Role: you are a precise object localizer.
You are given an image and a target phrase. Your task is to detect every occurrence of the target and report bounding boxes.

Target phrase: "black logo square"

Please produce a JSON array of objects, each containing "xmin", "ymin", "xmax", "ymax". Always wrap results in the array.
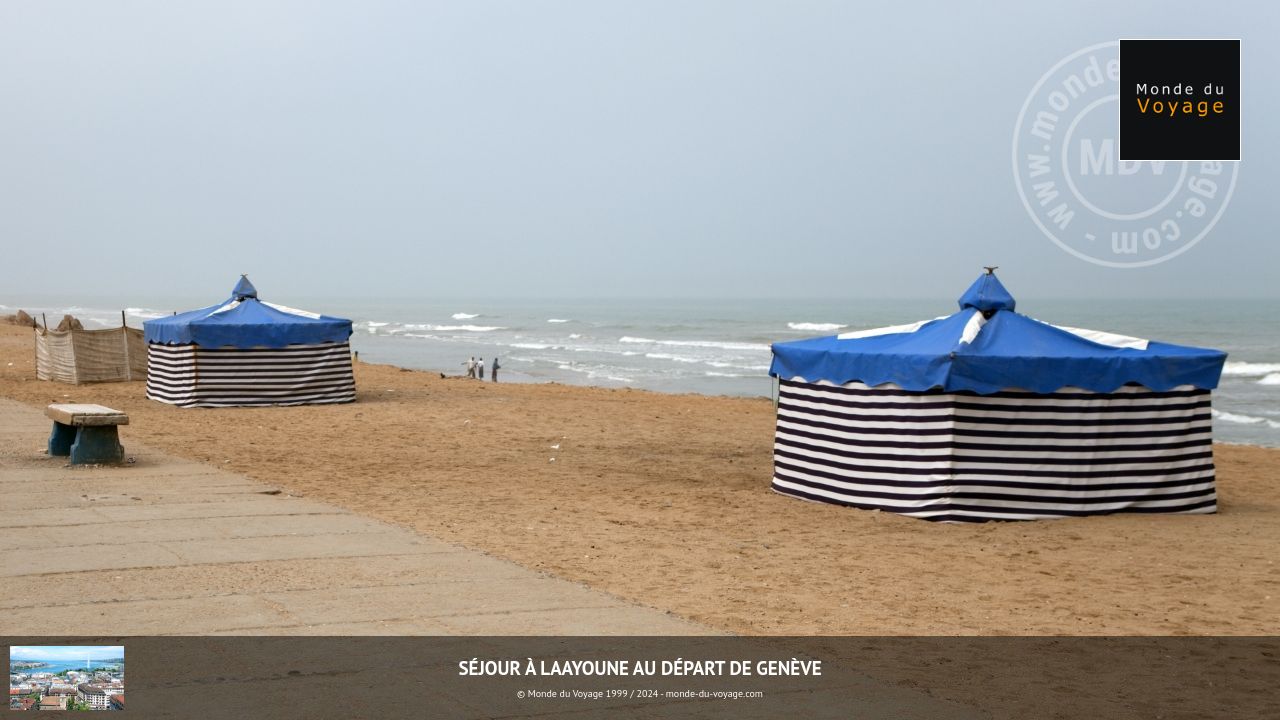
[{"xmin": 1119, "ymin": 39, "xmax": 1240, "ymax": 161}]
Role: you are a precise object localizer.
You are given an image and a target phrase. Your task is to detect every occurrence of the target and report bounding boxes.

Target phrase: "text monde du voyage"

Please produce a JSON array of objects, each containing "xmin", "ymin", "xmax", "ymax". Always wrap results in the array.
[{"xmin": 1135, "ymin": 82, "xmax": 1228, "ymax": 118}]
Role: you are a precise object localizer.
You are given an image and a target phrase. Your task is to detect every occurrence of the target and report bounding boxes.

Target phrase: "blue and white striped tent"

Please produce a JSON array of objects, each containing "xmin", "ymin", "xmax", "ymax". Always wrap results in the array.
[
  {"xmin": 768, "ymin": 272, "xmax": 1227, "ymax": 522},
  {"xmin": 143, "ymin": 276, "xmax": 355, "ymax": 408}
]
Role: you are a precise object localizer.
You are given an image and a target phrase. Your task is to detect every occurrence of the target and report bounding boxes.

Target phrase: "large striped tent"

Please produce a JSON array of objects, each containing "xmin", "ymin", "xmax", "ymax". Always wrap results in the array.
[
  {"xmin": 143, "ymin": 276, "xmax": 355, "ymax": 408},
  {"xmin": 768, "ymin": 271, "xmax": 1227, "ymax": 522}
]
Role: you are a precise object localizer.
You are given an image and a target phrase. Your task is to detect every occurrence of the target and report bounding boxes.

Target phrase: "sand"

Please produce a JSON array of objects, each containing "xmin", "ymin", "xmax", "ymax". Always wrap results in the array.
[{"xmin": 1, "ymin": 321, "xmax": 1277, "ymax": 636}]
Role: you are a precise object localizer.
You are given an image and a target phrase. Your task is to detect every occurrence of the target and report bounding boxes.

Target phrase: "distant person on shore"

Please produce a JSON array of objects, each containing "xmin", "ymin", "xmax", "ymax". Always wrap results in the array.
[
  {"xmin": 477, "ymin": 357, "xmax": 485, "ymax": 380},
  {"xmin": 463, "ymin": 356, "xmax": 476, "ymax": 378},
  {"xmin": 491, "ymin": 356, "xmax": 500, "ymax": 383}
]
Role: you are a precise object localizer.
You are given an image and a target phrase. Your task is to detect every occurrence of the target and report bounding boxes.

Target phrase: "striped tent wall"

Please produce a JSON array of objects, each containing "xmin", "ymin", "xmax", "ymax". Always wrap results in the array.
[
  {"xmin": 772, "ymin": 378, "xmax": 1216, "ymax": 522},
  {"xmin": 146, "ymin": 342, "xmax": 356, "ymax": 408}
]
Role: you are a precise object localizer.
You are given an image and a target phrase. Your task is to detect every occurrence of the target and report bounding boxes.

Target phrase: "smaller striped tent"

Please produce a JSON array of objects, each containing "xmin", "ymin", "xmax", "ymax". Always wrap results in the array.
[
  {"xmin": 769, "ymin": 271, "xmax": 1227, "ymax": 522},
  {"xmin": 143, "ymin": 276, "xmax": 355, "ymax": 408}
]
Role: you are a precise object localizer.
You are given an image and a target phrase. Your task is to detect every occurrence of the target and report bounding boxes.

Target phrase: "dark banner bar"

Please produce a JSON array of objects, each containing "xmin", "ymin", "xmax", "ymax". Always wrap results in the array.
[{"xmin": 7, "ymin": 636, "xmax": 1278, "ymax": 718}]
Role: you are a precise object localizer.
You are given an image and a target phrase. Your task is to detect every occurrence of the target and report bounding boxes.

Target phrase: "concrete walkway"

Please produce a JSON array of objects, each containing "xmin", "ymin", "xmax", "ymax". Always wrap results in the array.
[{"xmin": 0, "ymin": 399, "xmax": 708, "ymax": 635}]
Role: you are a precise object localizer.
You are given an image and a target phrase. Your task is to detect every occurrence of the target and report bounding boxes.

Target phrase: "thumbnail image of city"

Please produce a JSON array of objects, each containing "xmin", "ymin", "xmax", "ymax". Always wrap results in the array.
[{"xmin": 9, "ymin": 646, "xmax": 124, "ymax": 711}]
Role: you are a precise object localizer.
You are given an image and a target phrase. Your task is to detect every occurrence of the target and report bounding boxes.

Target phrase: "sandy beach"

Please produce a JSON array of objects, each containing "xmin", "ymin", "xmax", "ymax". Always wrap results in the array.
[{"xmin": 1, "ymin": 321, "xmax": 1277, "ymax": 636}]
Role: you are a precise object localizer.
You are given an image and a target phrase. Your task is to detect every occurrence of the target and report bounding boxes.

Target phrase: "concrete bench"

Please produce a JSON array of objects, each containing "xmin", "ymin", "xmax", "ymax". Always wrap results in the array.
[{"xmin": 46, "ymin": 403, "xmax": 128, "ymax": 464}]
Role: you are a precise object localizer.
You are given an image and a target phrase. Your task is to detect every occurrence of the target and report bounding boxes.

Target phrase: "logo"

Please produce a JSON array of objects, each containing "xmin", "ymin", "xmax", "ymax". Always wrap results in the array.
[
  {"xmin": 1012, "ymin": 41, "xmax": 1238, "ymax": 268},
  {"xmin": 1119, "ymin": 39, "xmax": 1240, "ymax": 161}
]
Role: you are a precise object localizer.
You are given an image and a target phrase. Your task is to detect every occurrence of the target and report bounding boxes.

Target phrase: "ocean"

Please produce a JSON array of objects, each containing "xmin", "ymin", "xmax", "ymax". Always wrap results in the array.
[
  {"xmin": 9, "ymin": 659, "xmax": 122, "ymax": 674},
  {"xmin": 4, "ymin": 296, "xmax": 1278, "ymax": 448}
]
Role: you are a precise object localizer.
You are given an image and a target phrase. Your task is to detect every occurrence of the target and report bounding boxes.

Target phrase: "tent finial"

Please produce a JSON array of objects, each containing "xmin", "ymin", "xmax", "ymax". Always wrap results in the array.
[
  {"xmin": 983, "ymin": 265, "xmax": 999, "ymax": 275},
  {"xmin": 232, "ymin": 275, "xmax": 258, "ymax": 300}
]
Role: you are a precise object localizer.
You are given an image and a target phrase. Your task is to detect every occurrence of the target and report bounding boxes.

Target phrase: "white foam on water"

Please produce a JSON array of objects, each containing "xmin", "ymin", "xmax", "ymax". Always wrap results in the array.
[
  {"xmin": 705, "ymin": 371, "xmax": 745, "ymax": 377},
  {"xmin": 555, "ymin": 361, "xmax": 636, "ymax": 384},
  {"xmin": 568, "ymin": 333, "xmax": 582, "ymax": 339},
  {"xmin": 547, "ymin": 318, "xmax": 570, "ymax": 323},
  {"xmin": 619, "ymin": 336, "xmax": 769, "ymax": 352},
  {"xmin": 706, "ymin": 361, "xmax": 770, "ymax": 371},
  {"xmin": 1222, "ymin": 361, "xmax": 1280, "ymax": 377},
  {"xmin": 451, "ymin": 313, "xmax": 479, "ymax": 320},
  {"xmin": 433, "ymin": 324, "xmax": 504, "ymax": 332},
  {"xmin": 1212, "ymin": 409, "xmax": 1280, "ymax": 429},
  {"xmin": 646, "ymin": 352, "xmax": 702, "ymax": 364},
  {"xmin": 787, "ymin": 322, "xmax": 847, "ymax": 332},
  {"xmin": 510, "ymin": 343, "xmax": 553, "ymax": 350},
  {"xmin": 123, "ymin": 307, "xmax": 168, "ymax": 319},
  {"xmin": 1257, "ymin": 373, "xmax": 1280, "ymax": 386}
]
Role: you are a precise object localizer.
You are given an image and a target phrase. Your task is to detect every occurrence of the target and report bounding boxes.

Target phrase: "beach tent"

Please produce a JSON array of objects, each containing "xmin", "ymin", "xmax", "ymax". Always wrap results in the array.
[
  {"xmin": 34, "ymin": 320, "xmax": 146, "ymax": 384},
  {"xmin": 768, "ymin": 271, "xmax": 1227, "ymax": 522},
  {"xmin": 143, "ymin": 276, "xmax": 355, "ymax": 407}
]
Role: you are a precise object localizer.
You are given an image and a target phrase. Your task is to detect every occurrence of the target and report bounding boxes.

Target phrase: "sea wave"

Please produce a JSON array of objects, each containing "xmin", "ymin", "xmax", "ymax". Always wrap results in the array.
[
  {"xmin": 1222, "ymin": 361, "xmax": 1280, "ymax": 377},
  {"xmin": 123, "ymin": 307, "xmax": 168, "ymax": 319},
  {"xmin": 1257, "ymin": 373, "xmax": 1280, "ymax": 386},
  {"xmin": 433, "ymin": 324, "xmax": 504, "ymax": 332},
  {"xmin": 547, "ymin": 318, "xmax": 570, "ymax": 323},
  {"xmin": 619, "ymin": 336, "xmax": 770, "ymax": 352},
  {"xmin": 1211, "ymin": 408, "xmax": 1280, "ymax": 429},
  {"xmin": 568, "ymin": 333, "xmax": 582, "ymax": 339},
  {"xmin": 646, "ymin": 352, "xmax": 702, "ymax": 364},
  {"xmin": 706, "ymin": 361, "xmax": 770, "ymax": 371},
  {"xmin": 451, "ymin": 312, "xmax": 479, "ymax": 320},
  {"xmin": 787, "ymin": 322, "xmax": 847, "ymax": 332},
  {"xmin": 555, "ymin": 362, "xmax": 634, "ymax": 384}
]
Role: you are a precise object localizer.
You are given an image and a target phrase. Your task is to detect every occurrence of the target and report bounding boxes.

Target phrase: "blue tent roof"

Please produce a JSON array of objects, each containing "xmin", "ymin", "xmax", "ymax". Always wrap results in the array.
[
  {"xmin": 770, "ymin": 272, "xmax": 1226, "ymax": 394},
  {"xmin": 144, "ymin": 277, "xmax": 353, "ymax": 348}
]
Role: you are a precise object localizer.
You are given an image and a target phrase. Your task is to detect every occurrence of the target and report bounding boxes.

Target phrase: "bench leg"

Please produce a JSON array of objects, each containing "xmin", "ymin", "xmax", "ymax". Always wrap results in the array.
[
  {"xmin": 48, "ymin": 421, "xmax": 77, "ymax": 457},
  {"xmin": 69, "ymin": 426, "xmax": 125, "ymax": 465}
]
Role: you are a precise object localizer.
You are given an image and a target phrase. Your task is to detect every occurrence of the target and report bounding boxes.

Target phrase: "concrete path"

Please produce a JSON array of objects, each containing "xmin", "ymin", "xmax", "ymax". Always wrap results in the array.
[
  {"xmin": 0, "ymin": 399, "xmax": 709, "ymax": 635},
  {"xmin": 0, "ymin": 398, "xmax": 992, "ymax": 718}
]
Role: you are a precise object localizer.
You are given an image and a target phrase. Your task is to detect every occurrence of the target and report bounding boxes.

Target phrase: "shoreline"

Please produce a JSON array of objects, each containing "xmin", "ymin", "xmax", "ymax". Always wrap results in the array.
[
  {"xmin": 2, "ymin": 321, "xmax": 1278, "ymax": 635},
  {"xmin": 7, "ymin": 305, "xmax": 1279, "ymax": 447}
]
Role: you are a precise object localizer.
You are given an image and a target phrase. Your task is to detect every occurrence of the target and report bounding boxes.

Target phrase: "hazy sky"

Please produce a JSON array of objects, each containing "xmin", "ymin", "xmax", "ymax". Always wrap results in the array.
[
  {"xmin": 10, "ymin": 646, "xmax": 124, "ymax": 661},
  {"xmin": 1, "ymin": 1, "xmax": 1275, "ymax": 300}
]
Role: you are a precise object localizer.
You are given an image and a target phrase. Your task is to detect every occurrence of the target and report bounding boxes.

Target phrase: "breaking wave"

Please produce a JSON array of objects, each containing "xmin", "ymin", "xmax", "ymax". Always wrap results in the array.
[
  {"xmin": 432, "ymin": 324, "xmax": 503, "ymax": 332},
  {"xmin": 619, "ymin": 336, "xmax": 770, "ymax": 352},
  {"xmin": 787, "ymin": 322, "xmax": 846, "ymax": 332},
  {"xmin": 1222, "ymin": 361, "xmax": 1280, "ymax": 377},
  {"xmin": 1211, "ymin": 409, "xmax": 1280, "ymax": 429}
]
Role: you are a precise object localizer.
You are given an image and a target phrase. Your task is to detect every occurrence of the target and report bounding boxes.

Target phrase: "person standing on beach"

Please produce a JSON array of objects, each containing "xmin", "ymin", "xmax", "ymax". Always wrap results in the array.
[
  {"xmin": 491, "ymin": 356, "xmax": 500, "ymax": 383},
  {"xmin": 477, "ymin": 357, "xmax": 485, "ymax": 380},
  {"xmin": 463, "ymin": 356, "xmax": 475, "ymax": 378}
]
